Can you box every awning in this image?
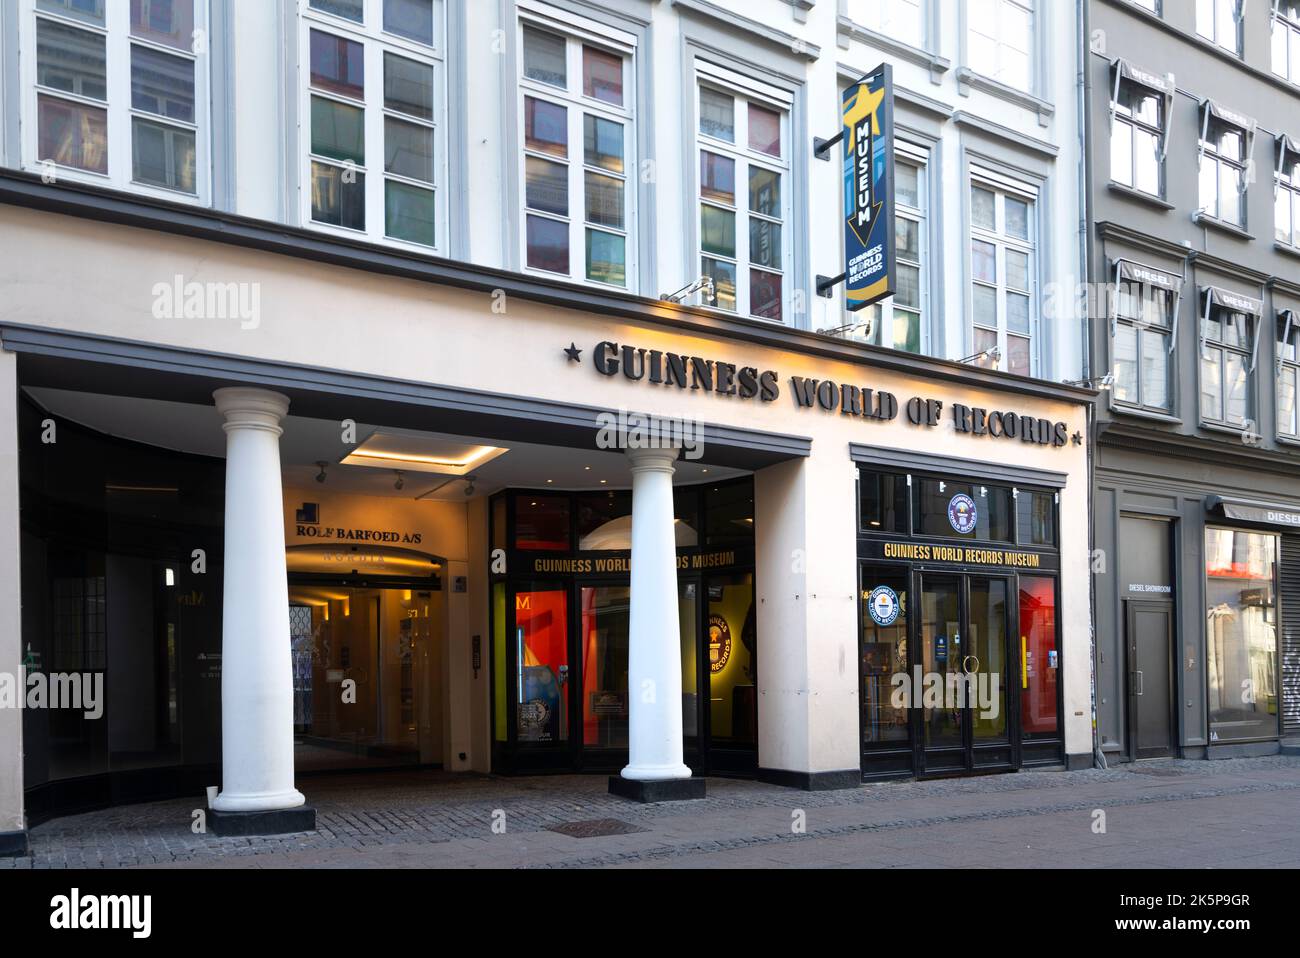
[1206,495,1300,529]
[1203,99,1257,137]
[1115,59,1175,97]
[1115,259,1180,290]
[1202,285,1263,316]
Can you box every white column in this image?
[211,387,304,813]
[621,446,691,782]
[0,348,24,837]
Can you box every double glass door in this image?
[916,573,1012,775]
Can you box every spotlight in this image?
[315,460,328,483]
[394,470,405,491]
[463,474,477,497]
[660,275,716,305]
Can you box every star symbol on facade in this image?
[563,342,582,363]
[1071,431,1083,446]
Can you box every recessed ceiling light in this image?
[701,469,709,474]
[546,479,553,483]
[599,479,607,484]
[584,465,591,470]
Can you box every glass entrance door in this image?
[917,572,1013,776]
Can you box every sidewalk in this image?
[6,755,1300,869]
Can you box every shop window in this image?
[518,10,635,288]
[1110,69,1168,197]
[514,584,569,743]
[1016,489,1056,546]
[301,0,445,249]
[969,176,1037,376]
[707,572,756,749]
[513,494,570,551]
[1276,137,1300,248]
[1197,0,1242,55]
[1199,288,1259,429]
[967,0,1033,93]
[1278,311,1299,439]
[1205,528,1279,742]
[858,469,909,535]
[1018,576,1059,739]
[1198,106,1251,228]
[1274,0,1300,82]
[861,566,909,747]
[1111,270,1175,413]
[493,582,507,742]
[862,155,927,353]
[674,487,701,546]
[846,0,925,49]
[29,0,207,199]
[576,490,632,550]
[695,66,791,321]
[912,478,1013,543]
[704,482,754,546]
[581,585,629,747]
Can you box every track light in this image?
[463,474,477,497]
[315,460,328,483]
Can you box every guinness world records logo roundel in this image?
[708,614,733,673]
[867,586,900,626]
[947,493,978,534]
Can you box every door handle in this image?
[1132,670,1144,696]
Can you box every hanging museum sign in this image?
[841,64,896,312]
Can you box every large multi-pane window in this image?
[301,0,444,249]
[967,0,1034,92]
[1198,107,1250,228]
[1110,68,1168,196]
[865,156,926,353]
[846,0,925,48]
[1274,1,1300,82]
[27,0,206,198]
[1276,137,1300,247]
[1199,288,1260,428]
[1205,528,1279,743]
[970,177,1036,376]
[696,67,790,321]
[1197,0,1242,54]
[1112,264,1177,413]
[1279,311,1299,439]
[518,12,634,288]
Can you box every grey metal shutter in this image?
[1281,536,1300,735]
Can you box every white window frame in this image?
[1276,136,1300,246]
[967,0,1034,93]
[20,0,211,204]
[692,61,792,322]
[1277,310,1300,439]
[515,1,637,291]
[1274,0,1300,82]
[1196,0,1242,55]
[846,0,926,51]
[860,142,928,354]
[1109,72,1167,196]
[1110,266,1176,414]
[1197,105,1250,228]
[298,0,448,253]
[968,168,1038,377]
[1199,290,1258,429]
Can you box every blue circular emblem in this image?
[867,585,900,627]
[947,493,978,534]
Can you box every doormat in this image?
[546,818,650,838]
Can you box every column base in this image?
[0,829,28,858]
[608,776,705,803]
[209,806,317,837]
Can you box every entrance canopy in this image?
[1205,495,1300,530]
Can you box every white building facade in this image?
[0,0,1093,848]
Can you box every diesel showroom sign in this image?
[575,340,1073,448]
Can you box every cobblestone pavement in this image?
[5,756,1300,869]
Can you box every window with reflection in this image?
[859,469,909,534]
[704,482,754,546]
[861,566,909,746]
[913,478,1013,542]
[1205,528,1279,741]
[1112,277,1173,413]
[1019,576,1059,738]
[514,495,570,551]
[1198,112,1248,227]
[1016,489,1056,546]
[1199,293,1256,428]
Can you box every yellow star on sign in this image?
[842,82,886,149]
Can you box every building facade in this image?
[0,0,1093,851]
[1086,0,1300,762]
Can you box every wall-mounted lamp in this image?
[661,276,715,305]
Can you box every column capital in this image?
[624,445,679,473]
[213,387,290,436]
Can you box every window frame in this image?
[1278,310,1300,440]
[21,0,212,204]
[1108,260,1180,416]
[1274,0,1300,82]
[515,5,637,291]
[968,168,1039,377]
[1109,67,1169,197]
[1275,135,1300,248]
[845,0,927,52]
[1196,0,1243,56]
[1197,286,1261,431]
[857,142,929,354]
[966,0,1035,94]
[1197,103,1253,229]
[692,62,793,323]
[297,0,449,253]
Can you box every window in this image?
[1111,263,1178,413]
[26,0,207,199]
[518,12,635,288]
[1196,0,1241,55]
[969,177,1037,376]
[858,469,909,534]
[1276,137,1300,247]
[301,0,444,250]
[1279,311,1299,439]
[967,0,1033,92]
[846,0,925,49]
[913,478,1014,542]
[1199,287,1260,428]
[1205,528,1279,742]
[1274,0,1300,81]
[1110,68,1168,196]
[1129,0,1159,11]
[695,69,790,321]
[1198,106,1251,228]
[861,157,926,353]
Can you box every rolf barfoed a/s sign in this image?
[842,64,895,313]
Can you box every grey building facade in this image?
[1085,0,1300,762]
